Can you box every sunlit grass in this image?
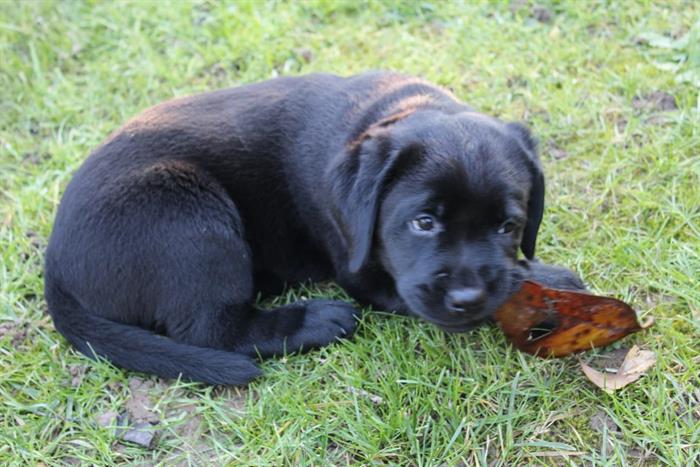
[1,1,698,464]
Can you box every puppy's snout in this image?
[445,287,486,313]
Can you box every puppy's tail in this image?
[46,286,261,386]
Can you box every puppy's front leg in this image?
[517,260,586,291]
[233,300,359,358]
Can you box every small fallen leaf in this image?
[618,346,657,374]
[580,345,657,393]
[589,347,629,372]
[496,281,651,357]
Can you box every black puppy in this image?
[45,72,583,385]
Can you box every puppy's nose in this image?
[445,287,486,313]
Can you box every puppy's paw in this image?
[519,260,586,291]
[292,300,359,350]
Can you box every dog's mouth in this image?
[399,272,521,333]
[400,292,494,331]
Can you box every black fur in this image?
[45,72,584,385]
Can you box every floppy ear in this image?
[506,122,545,260]
[327,133,421,274]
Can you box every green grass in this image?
[1,0,699,465]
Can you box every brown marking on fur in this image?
[123,100,190,132]
[345,76,456,152]
[372,74,458,101]
[386,94,436,115]
[346,108,413,152]
[346,103,427,152]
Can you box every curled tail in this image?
[46,286,261,386]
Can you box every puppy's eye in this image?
[497,219,517,234]
[411,215,435,232]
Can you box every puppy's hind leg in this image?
[50,159,357,383]
[132,163,359,360]
[163,235,359,359]
[47,159,268,385]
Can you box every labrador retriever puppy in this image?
[45,72,584,385]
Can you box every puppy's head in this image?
[328,109,544,331]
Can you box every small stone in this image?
[121,422,159,449]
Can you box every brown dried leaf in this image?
[495,281,650,357]
[580,345,657,393]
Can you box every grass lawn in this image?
[1,0,699,464]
